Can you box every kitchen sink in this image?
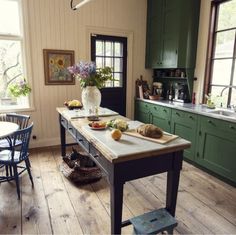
[208,109,236,118]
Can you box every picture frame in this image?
[43,49,75,85]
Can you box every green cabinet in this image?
[135,100,151,123]
[196,116,236,183]
[135,100,171,132]
[135,99,236,184]
[150,104,171,132]
[145,0,200,69]
[171,109,198,161]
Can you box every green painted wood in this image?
[171,109,198,161]
[135,99,236,184]
[145,0,200,69]
[150,104,171,132]
[135,100,151,124]
[196,116,236,183]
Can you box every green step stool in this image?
[130,208,177,235]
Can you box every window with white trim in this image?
[0,0,30,110]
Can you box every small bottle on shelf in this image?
[168,84,174,101]
[192,92,196,104]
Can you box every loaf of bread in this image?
[136,124,163,138]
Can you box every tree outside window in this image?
[205,0,236,108]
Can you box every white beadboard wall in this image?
[22,0,152,148]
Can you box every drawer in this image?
[172,109,197,125]
[67,123,76,138]
[201,116,236,135]
[60,116,68,129]
[76,130,90,152]
[89,144,109,175]
[137,101,150,112]
[150,104,171,119]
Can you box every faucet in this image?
[219,86,236,108]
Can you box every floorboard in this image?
[0,146,235,235]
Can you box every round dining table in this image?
[0,121,19,139]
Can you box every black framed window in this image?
[91,35,127,88]
[205,0,236,107]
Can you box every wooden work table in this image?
[57,107,191,234]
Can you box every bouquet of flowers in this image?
[68,61,113,89]
[8,79,31,97]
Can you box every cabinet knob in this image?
[207,120,212,124]
[189,115,193,119]
[160,62,162,65]
[175,112,180,116]
[196,152,199,157]
[154,106,157,110]
[229,125,235,130]
[163,109,167,113]
[93,154,99,158]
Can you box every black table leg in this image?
[165,169,180,216]
[110,182,124,235]
[59,115,66,157]
[165,151,183,217]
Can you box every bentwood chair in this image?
[0,113,30,150]
[0,123,34,199]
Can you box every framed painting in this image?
[43,49,75,85]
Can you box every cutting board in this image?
[124,129,178,144]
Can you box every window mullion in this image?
[227,30,236,106]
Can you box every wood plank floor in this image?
[0,146,236,234]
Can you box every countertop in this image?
[137,98,236,123]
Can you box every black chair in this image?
[0,113,30,150]
[0,123,34,199]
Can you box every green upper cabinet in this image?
[145,0,200,69]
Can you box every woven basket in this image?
[60,161,102,184]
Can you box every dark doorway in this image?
[91,34,127,116]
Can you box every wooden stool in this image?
[130,208,177,235]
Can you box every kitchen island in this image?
[57,107,190,234]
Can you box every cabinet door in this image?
[171,110,197,161]
[145,0,164,68]
[150,104,171,132]
[161,0,179,68]
[196,116,236,183]
[135,101,150,124]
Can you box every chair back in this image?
[12,123,33,162]
[5,113,30,130]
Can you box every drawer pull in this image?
[61,119,64,122]
[189,115,193,119]
[229,125,235,130]
[78,139,83,142]
[93,154,99,158]
[207,120,213,124]
[68,127,73,130]
[154,106,157,110]
[163,109,167,113]
[175,112,180,116]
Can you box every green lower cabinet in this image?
[135,100,171,131]
[196,116,236,183]
[150,104,171,132]
[135,100,151,123]
[171,110,197,161]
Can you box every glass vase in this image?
[81,86,101,112]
